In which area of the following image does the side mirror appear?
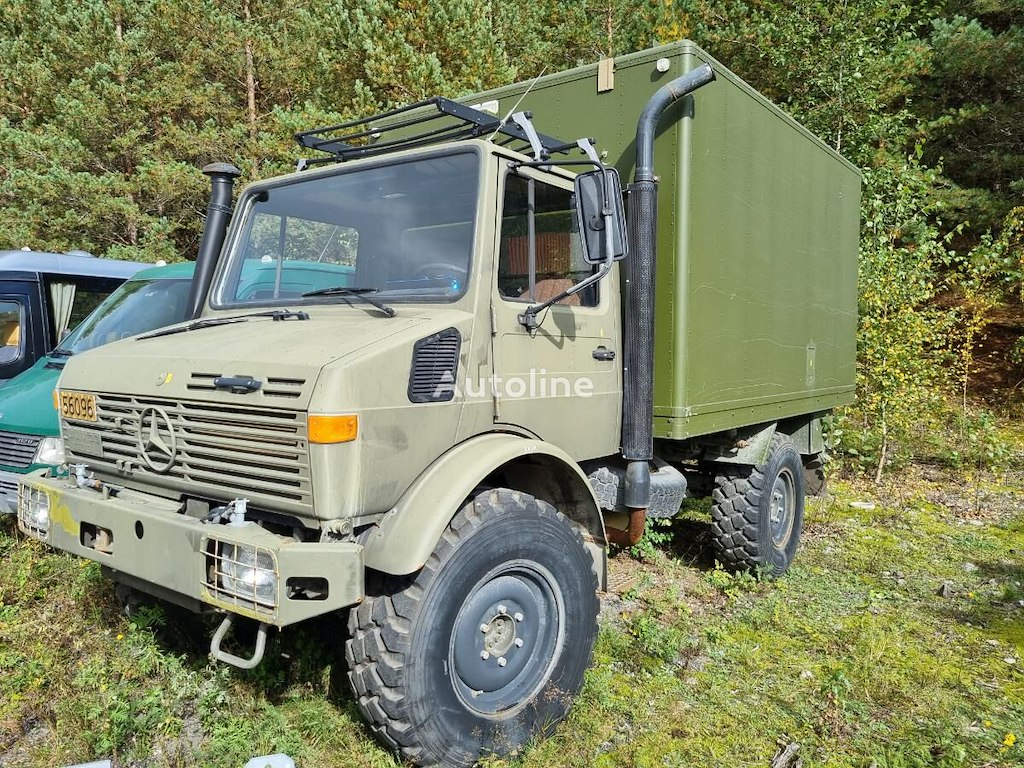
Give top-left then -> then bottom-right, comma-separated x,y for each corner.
574,168 -> 628,265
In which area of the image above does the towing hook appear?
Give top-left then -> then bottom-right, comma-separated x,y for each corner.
210,614 -> 268,669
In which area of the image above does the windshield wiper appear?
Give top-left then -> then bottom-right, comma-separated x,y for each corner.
45,348 -> 72,369
137,309 -> 310,340
301,286 -> 396,317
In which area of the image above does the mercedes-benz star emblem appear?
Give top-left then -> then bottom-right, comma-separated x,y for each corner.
137,406 -> 177,473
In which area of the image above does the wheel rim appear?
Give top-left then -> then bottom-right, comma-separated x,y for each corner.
449,560 -> 564,715
768,467 -> 796,546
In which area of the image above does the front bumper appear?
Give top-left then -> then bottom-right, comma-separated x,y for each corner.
17,473 -> 364,627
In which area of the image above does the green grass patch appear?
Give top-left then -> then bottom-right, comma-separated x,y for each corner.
2,458 -> 1023,766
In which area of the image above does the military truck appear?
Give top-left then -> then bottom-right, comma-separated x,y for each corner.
18,41 -> 859,766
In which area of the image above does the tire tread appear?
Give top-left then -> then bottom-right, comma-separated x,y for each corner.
710,433 -> 800,575
345,488 -> 597,765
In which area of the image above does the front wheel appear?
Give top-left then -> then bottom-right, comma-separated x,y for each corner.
710,433 -> 805,577
346,489 -> 599,766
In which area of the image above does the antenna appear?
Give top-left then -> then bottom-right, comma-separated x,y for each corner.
487,66 -> 548,143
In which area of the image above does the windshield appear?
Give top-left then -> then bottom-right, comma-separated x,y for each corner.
57,276 -> 193,355
214,151 -> 479,307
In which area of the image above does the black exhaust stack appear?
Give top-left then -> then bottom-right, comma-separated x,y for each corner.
622,63 -> 716,516
186,162 -> 243,320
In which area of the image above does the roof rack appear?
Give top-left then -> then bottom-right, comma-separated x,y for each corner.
294,97 -> 578,167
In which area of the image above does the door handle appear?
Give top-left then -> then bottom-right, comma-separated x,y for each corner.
592,346 -> 616,361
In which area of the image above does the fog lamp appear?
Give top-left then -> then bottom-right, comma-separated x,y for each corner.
219,543 -> 277,607
18,484 -> 50,538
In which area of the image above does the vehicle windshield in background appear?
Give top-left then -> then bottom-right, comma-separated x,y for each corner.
215,151 -> 479,307
56,276 -> 193,356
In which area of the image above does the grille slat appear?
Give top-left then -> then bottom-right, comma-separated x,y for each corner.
182,467 -> 306,501
64,394 -> 312,513
181,447 -> 304,474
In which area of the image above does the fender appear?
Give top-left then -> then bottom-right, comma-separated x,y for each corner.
704,423 -> 777,465
703,415 -> 825,466
362,432 -> 604,576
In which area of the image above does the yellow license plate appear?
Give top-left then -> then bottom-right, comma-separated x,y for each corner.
60,391 -> 97,422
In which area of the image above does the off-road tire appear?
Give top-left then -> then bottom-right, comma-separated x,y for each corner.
346,489 -> 600,766
710,433 -> 804,577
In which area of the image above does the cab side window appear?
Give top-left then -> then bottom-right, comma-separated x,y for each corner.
45,277 -> 122,340
0,300 -> 23,364
498,174 -> 598,307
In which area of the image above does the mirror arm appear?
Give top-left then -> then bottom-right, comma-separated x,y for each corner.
517,254 -> 614,330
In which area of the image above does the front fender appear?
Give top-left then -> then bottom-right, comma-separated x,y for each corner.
362,432 -> 601,576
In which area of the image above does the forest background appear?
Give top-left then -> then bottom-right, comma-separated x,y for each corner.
0,0 -> 1022,475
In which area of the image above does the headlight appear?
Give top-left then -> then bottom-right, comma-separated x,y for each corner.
18,484 -> 50,537
33,436 -> 65,465
218,543 -> 277,607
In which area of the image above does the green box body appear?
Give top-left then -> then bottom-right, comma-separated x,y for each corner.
467,41 -> 860,440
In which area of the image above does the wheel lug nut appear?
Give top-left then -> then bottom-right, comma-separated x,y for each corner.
514,638 -> 524,647
480,623 -> 489,633
514,612 -> 524,622
498,605 -> 507,614
497,657 -> 507,667
481,651 -> 490,660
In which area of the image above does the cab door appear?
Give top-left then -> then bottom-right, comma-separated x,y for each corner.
490,167 -> 621,460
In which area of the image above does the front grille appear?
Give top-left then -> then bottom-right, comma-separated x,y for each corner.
64,394 -> 312,514
0,432 -> 42,468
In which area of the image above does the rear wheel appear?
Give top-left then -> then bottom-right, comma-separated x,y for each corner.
346,489 -> 599,766
710,433 -> 804,577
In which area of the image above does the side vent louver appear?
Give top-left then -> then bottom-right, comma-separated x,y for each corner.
409,328 -> 461,403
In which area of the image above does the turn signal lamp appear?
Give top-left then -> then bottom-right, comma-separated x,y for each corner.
52,389 -> 59,411
308,414 -> 358,444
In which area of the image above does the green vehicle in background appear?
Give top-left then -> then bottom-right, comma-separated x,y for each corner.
0,262 -> 195,514
19,42 -> 859,766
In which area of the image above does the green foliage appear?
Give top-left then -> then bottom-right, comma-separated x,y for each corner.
838,154 -> 955,475
628,516 -> 674,561
940,407 -> 1014,474
704,564 -> 760,598
0,0 -> 1019,460
664,0 -> 931,164
625,612 -> 685,662
917,2 -> 1024,232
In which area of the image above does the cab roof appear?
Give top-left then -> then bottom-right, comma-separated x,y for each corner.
129,261 -> 196,281
0,251 -> 147,279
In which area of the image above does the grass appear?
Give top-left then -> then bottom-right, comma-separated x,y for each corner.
1,458 -> 1022,767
